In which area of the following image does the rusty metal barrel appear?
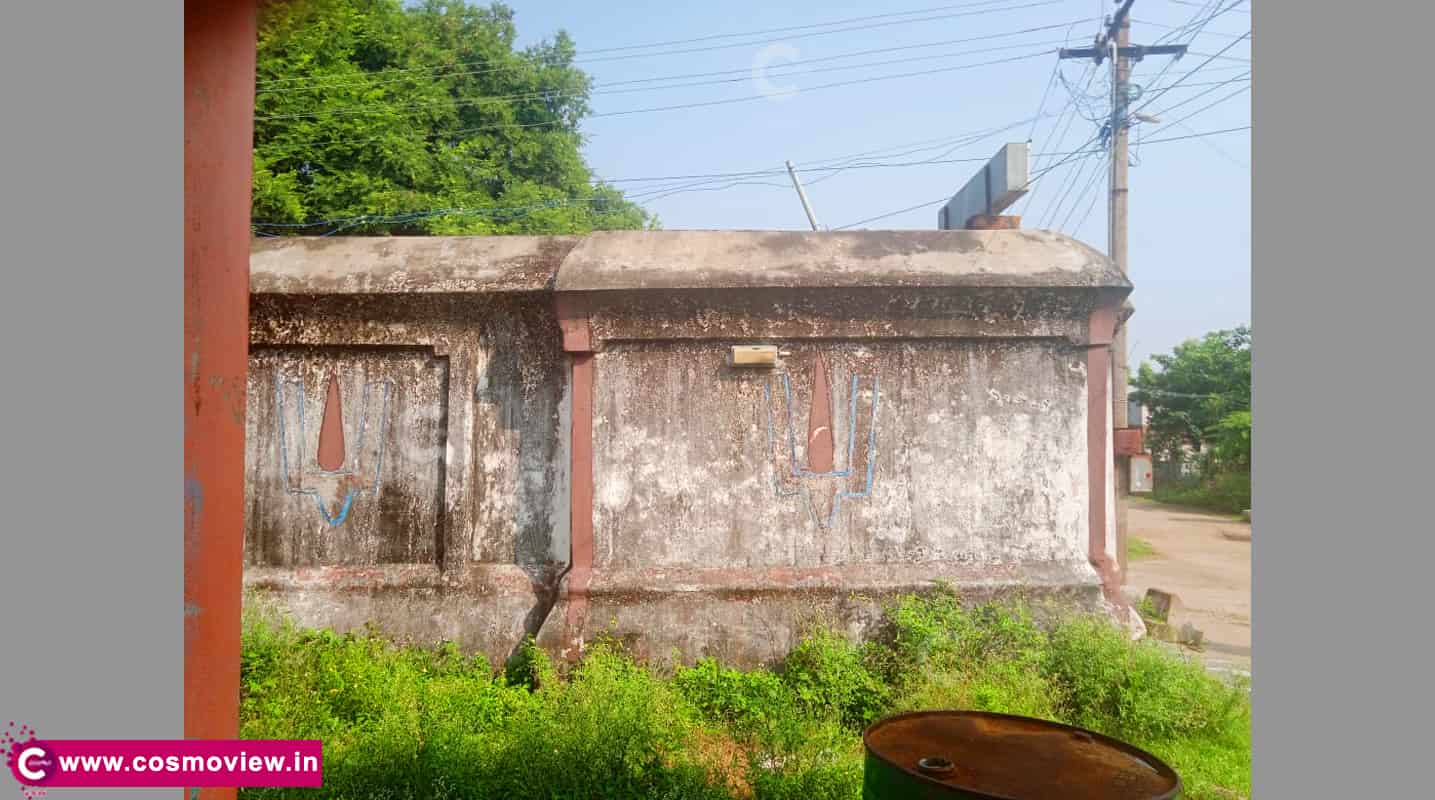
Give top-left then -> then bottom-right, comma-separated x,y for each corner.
862,711 -> 1181,800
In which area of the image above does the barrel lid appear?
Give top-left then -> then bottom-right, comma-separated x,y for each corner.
863,711 -> 1180,800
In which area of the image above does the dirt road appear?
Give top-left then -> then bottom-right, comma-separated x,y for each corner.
1123,497 -> 1252,678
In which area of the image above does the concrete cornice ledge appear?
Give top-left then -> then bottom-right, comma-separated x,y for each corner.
250,235 -> 581,294
250,229 -> 1129,295
554,229 -> 1129,292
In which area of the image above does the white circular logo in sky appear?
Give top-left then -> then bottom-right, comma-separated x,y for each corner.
751,43 -> 800,102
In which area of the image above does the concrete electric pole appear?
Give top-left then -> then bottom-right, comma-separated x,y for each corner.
785,160 -> 822,231
1059,0 -> 1186,580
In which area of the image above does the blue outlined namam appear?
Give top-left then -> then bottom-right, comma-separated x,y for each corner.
761,355 -> 881,530
274,370 -> 393,527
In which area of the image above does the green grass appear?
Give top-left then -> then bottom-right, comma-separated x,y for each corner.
240,589 -> 1250,800
1128,536 -> 1160,560
1152,471 -> 1252,516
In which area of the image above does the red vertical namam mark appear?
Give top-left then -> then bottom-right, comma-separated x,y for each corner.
807,355 -> 835,473
317,372 -> 346,471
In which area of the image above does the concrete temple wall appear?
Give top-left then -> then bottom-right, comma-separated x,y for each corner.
243,230 -> 1130,668
243,237 -> 575,664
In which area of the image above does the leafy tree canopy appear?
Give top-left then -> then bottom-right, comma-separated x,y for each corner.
251,0 -> 655,235
1131,326 -> 1251,462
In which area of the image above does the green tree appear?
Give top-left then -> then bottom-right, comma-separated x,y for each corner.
1131,326 -> 1251,464
251,0 -> 654,235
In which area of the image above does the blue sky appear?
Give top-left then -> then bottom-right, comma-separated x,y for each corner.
503,0 -> 1251,368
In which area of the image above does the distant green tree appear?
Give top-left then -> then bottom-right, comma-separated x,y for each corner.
1208,409 -> 1251,472
1131,326 -> 1251,465
251,0 -> 654,235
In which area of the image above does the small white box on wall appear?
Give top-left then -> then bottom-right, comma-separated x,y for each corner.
1130,454 -> 1154,494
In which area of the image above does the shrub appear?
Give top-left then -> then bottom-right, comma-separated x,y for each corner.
476,644 -> 730,800
780,628 -> 889,729
1153,471 -> 1251,515
240,593 -> 1250,800
878,591 -> 1058,718
674,657 -> 800,739
1043,614 -> 1245,742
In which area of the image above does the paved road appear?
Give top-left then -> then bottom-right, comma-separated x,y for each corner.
1124,497 -> 1251,678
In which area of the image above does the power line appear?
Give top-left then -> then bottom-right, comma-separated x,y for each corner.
1068,152 -> 1113,236
1131,18 -> 1251,38
1186,50 -> 1250,62
1158,84 -> 1250,130
252,143 -> 1096,234
1045,144 -> 1104,229
255,127 -> 1263,237
1034,53 -> 1118,228
1022,62 -> 1102,219
626,111 -> 1079,201
1161,117 -> 1247,168
593,20 -> 1084,89
579,0 -> 1021,54
833,124 -> 1249,230
1146,76 -> 1249,90
1134,0 -> 1246,104
832,196 -> 955,231
1167,0 -> 1248,11
256,0 -> 1058,92
1133,387 -> 1248,400
1139,124 -> 1250,144
1145,69 -> 1249,118
257,36 -> 1074,122
256,48 -> 1057,156
1019,60 -> 1097,217
1027,60 -> 1061,141
257,112 -> 1064,240
250,145 -> 1073,233
834,151 -> 1086,230
1129,29 -> 1251,119
801,113 -> 1053,189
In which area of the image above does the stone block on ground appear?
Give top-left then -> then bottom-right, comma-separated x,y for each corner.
1177,622 -> 1205,648
1140,588 -> 1204,645
1142,588 -> 1185,624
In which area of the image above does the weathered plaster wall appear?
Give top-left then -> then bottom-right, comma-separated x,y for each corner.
589,340 -> 1090,570
246,345 -> 448,566
242,237 -> 573,663
241,231 -> 1131,668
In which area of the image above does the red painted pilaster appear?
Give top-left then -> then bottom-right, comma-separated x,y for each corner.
556,298 -> 595,652
184,2 -> 256,799
1086,302 -> 1121,603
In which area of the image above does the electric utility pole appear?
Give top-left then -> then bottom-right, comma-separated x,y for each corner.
1059,0 -> 1185,580
785,161 -> 822,231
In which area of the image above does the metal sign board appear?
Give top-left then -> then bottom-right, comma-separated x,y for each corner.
937,143 -> 1030,229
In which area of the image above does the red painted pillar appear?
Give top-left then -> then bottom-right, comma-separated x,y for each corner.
555,298 -> 595,654
1086,302 -> 1120,604
184,2 -> 256,799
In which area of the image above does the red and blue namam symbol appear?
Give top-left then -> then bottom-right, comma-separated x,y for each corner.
762,356 -> 880,529
275,371 -> 392,526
